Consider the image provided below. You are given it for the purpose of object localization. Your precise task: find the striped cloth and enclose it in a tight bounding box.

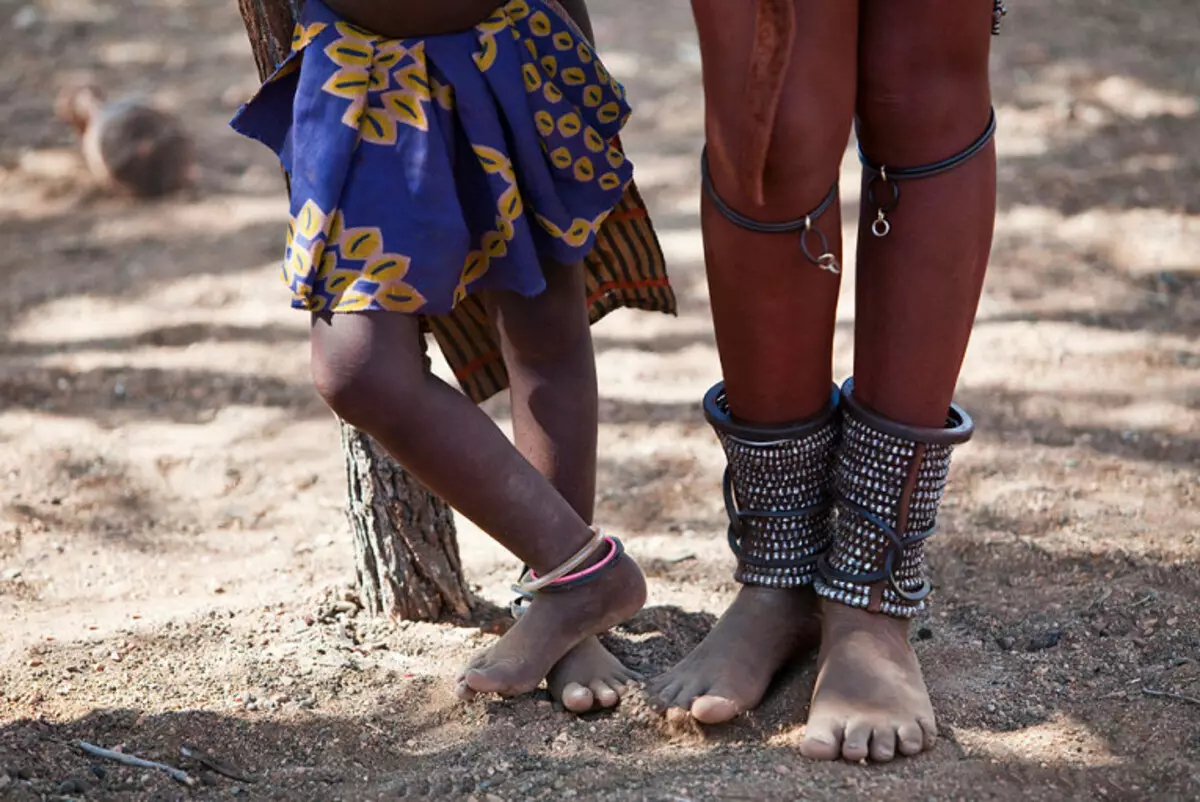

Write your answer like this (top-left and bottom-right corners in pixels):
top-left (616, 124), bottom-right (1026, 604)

top-left (427, 178), bottom-right (673, 402)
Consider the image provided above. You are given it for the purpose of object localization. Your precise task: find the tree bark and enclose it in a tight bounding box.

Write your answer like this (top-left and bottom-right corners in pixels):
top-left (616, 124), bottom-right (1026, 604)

top-left (236, 0), bottom-right (471, 622)
top-left (340, 422), bottom-right (471, 621)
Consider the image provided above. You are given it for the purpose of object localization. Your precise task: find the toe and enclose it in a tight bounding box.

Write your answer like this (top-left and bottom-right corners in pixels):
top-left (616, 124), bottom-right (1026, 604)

top-left (869, 726), bottom-right (897, 763)
top-left (897, 720), bottom-right (924, 756)
top-left (840, 719), bottom-right (873, 762)
top-left (559, 682), bottom-right (596, 713)
top-left (799, 716), bottom-right (844, 761)
top-left (650, 681), bottom-right (683, 712)
top-left (465, 667), bottom-right (510, 696)
top-left (690, 694), bottom-right (741, 725)
top-left (644, 673), bottom-right (671, 697)
top-left (589, 680), bottom-right (620, 709)
top-left (918, 716), bottom-right (938, 751)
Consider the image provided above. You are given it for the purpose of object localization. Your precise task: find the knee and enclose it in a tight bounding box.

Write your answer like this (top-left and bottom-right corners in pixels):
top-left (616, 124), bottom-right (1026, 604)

top-left (710, 104), bottom-right (852, 214)
top-left (856, 40), bottom-right (991, 163)
top-left (759, 105), bottom-right (854, 208)
top-left (310, 340), bottom-right (421, 430)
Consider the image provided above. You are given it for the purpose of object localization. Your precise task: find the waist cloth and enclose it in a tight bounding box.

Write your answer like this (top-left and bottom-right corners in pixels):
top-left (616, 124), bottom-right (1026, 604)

top-left (231, 0), bottom-right (675, 402)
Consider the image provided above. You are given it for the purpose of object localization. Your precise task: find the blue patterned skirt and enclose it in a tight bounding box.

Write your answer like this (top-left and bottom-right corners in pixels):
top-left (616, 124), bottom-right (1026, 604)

top-left (231, 0), bottom-right (644, 317)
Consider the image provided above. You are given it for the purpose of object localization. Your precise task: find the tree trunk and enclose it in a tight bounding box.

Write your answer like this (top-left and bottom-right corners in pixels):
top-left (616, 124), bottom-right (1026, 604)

top-left (340, 422), bottom-right (471, 620)
top-left (236, 0), bottom-right (471, 622)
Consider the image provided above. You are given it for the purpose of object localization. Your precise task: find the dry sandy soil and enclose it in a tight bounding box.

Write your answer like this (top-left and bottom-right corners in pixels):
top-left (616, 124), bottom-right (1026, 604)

top-left (1, 0), bottom-right (1198, 799)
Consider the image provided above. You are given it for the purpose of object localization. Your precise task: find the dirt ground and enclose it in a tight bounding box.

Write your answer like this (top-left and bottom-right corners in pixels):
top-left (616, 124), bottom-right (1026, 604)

top-left (1, 0), bottom-right (1197, 799)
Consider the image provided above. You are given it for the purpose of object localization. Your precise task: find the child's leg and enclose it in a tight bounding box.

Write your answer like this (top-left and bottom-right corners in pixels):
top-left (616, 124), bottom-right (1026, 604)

top-left (482, 262), bottom-right (637, 713)
top-left (310, 311), bottom-right (646, 697)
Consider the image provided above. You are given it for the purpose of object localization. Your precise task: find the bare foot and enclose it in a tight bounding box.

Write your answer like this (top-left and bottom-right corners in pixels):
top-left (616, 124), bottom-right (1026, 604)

top-left (455, 553), bottom-right (645, 700)
top-left (547, 636), bottom-right (639, 713)
top-left (646, 586), bottom-right (820, 724)
top-left (799, 599), bottom-right (936, 762)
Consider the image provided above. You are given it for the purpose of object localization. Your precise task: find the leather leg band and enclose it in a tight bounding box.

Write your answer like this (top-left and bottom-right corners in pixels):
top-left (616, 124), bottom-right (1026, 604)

top-left (815, 378), bottom-right (974, 617)
top-left (858, 107), bottom-right (998, 238)
top-left (701, 147), bottom-right (842, 275)
top-left (705, 382), bottom-right (841, 588)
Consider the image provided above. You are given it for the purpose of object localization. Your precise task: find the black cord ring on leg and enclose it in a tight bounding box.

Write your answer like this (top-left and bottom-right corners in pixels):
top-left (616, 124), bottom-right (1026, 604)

top-left (700, 146), bottom-right (841, 274)
top-left (858, 107), bottom-right (998, 238)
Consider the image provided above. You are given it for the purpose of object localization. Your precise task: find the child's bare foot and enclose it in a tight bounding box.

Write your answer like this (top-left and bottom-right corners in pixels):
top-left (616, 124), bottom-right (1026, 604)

top-left (547, 636), bottom-right (638, 712)
top-left (800, 599), bottom-right (935, 762)
top-left (455, 553), bottom-right (645, 700)
top-left (646, 585), bottom-right (820, 724)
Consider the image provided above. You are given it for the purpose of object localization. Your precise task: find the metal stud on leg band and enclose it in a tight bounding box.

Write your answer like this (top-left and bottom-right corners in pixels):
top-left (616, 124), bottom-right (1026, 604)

top-left (814, 378), bottom-right (974, 617)
top-left (705, 382), bottom-right (840, 588)
top-left (992, 0), bottom-right (1008, 35)
top-left (700, 147), bottom-right (842, 274)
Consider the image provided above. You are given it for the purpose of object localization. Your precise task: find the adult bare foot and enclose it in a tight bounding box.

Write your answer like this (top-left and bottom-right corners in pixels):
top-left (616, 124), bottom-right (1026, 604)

top-left (646, 585), bottom-right (820, 724)
top-left (455, 552), bottom-right (645, 700)
top-left (547, 636), bottom-right (639, 713)
top-left (799, 599), bottom-right (935, 762)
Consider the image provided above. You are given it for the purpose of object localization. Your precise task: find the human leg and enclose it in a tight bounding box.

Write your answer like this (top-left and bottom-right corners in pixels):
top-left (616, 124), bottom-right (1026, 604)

top-left (647, 0), bottom-right (858, 724)
top-left (479, 264), bottom-right (639, 712)
top-left (801, 0), bottom-right (998, 762)
top-left (310, 311), bottom-right (646, 699)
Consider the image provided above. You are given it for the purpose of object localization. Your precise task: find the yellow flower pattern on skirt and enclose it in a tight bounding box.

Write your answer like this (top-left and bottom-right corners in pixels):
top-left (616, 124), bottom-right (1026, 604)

top-left (231, 0), bottom-right (637, 316)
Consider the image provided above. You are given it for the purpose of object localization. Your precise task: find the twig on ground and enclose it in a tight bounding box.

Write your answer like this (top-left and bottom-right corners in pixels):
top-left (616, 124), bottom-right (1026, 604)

top-left (665, 553), bottom-right (696, 565)
top-left (77, 741), bottom-right (195, 786)
top-left (1141, 687), bottom-right (1200, 707)
top-left (1130, 592), bottom-right (1157, 608)
top-left (179, 744), bottom-right (256, 783)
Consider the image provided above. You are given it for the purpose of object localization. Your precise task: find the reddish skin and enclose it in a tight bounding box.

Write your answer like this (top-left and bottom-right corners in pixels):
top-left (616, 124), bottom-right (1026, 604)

top-left (650, 0), bottom-right (997, 763)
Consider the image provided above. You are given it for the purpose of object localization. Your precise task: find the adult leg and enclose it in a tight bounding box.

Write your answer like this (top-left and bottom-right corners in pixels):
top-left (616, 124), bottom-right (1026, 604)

top-left (310, 311), bottom-right (646, 699)
top-left (647, 0), bottom-right (858, 724)
top-left (801, 0), bottom-right (997, 762)
top-left (480, 263), bottom-right (638, 713)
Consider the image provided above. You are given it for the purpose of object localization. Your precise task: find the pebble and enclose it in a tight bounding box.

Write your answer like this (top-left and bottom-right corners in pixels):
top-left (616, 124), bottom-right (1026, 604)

top-left (12, 6), bottom-right (38, 30)
top-left (1027, 631), bottom-right (1063, 652)
top-left (89, 765), bottom-right (106, 780)
top-left (0, 775), bottom-right (10, 792)
top-left (996, 636), bottom-right (1016, 651)
top-left (58, 777), bottom-right (86, 794)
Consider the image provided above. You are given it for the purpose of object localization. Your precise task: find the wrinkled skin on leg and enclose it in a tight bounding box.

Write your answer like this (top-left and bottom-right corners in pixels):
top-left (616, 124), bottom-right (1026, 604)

top-left (482, 264), bottom-right (640, 713)
top-left (647, 0), bottom-right (857, 725)
top-left (800, 0), bottom-right (997, 763)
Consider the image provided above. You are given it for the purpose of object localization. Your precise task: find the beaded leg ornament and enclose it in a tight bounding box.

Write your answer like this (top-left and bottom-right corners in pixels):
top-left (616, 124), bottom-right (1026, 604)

top-left (814, 378), bottom-right (974, 618)
top-left (705, 382), bottom-right (841, 588)
top-left (510, 528), bottom-right (624, 618)
top-left (993, 0), bottom-right (1008, 35)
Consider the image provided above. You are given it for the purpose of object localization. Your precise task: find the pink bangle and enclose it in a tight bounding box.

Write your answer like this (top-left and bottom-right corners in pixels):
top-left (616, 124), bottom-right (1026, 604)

top-left (529, 536), bottom-right (619, 588)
